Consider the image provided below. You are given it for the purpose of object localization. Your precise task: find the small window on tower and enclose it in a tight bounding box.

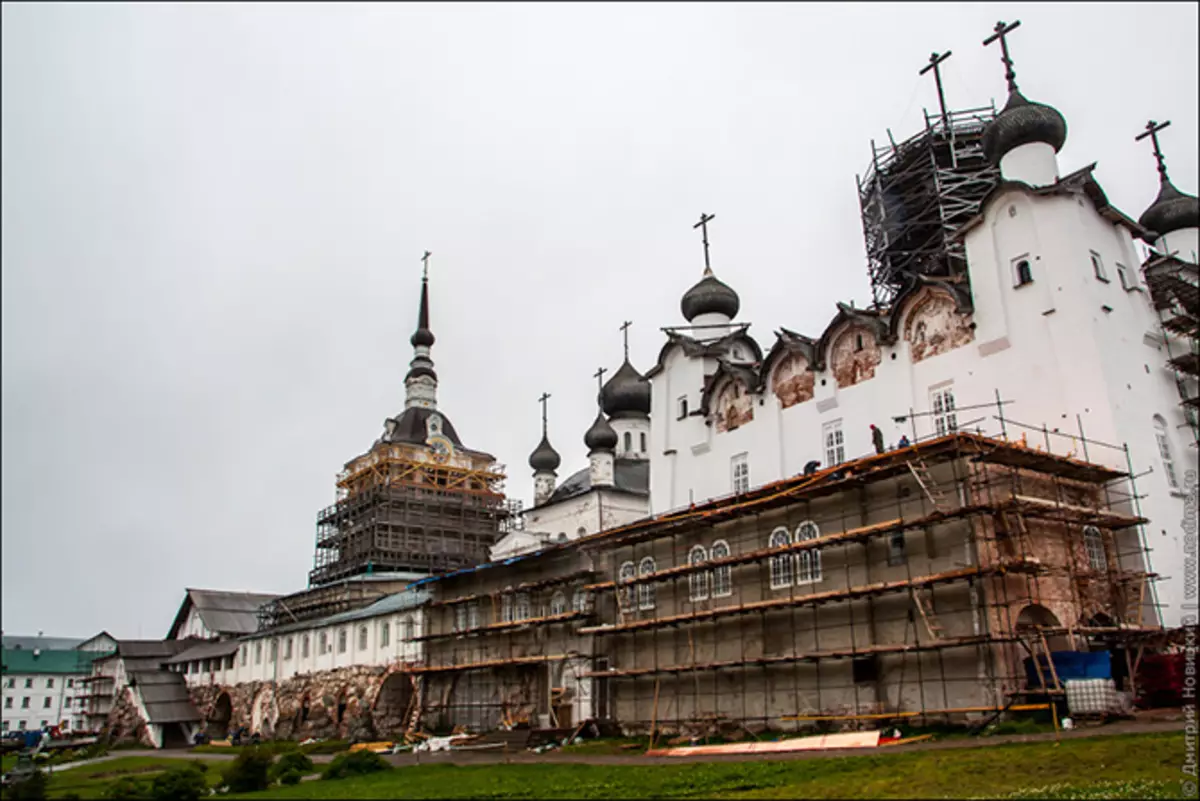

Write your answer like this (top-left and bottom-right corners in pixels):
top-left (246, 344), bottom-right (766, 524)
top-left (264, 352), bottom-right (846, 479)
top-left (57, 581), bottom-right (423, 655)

top-left (1014, 259), bottom-right (1033, 287)
top-left (623, 432), bottom-right (632, 452)
top-left (1116, 263), bottom-right (1135, 290)
top-left (640, 432), bottom-right (647, 452)
top-left (677, 396), bottom-right (689, 420)
top-left (1091, 251), bottom-right (1109, 282)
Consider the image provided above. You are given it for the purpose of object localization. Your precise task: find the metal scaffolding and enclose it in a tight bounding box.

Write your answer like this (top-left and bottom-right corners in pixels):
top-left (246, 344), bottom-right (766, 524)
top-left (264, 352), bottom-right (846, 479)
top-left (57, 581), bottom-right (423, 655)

top-left (857, 106), bottom-right (1000, 307)
top-left (1143, 251), bottom-right (1200, 446)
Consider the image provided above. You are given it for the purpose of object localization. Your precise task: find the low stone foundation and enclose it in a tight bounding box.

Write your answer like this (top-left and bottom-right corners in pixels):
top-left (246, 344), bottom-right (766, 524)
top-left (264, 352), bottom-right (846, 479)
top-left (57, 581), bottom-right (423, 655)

top-left (187, 664), bottom-right (416, 742)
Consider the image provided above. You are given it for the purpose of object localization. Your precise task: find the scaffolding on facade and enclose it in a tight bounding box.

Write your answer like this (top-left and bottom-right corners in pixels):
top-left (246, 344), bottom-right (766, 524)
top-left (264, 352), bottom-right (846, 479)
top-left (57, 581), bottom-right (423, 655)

top-left (1143, 251), bottom-right (1200, 446)
top-left (310, 446), bottom-right (507, 587)
top-left (857, 105), bottom-right (1000, 307)
top-left (408, 397), bottom-right (1165, 738)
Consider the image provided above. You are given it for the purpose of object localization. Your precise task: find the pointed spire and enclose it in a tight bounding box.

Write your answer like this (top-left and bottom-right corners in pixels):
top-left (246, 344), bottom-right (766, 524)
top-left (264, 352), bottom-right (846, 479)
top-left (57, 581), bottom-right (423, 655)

top-left (404, 252), bottom-right (438, 410)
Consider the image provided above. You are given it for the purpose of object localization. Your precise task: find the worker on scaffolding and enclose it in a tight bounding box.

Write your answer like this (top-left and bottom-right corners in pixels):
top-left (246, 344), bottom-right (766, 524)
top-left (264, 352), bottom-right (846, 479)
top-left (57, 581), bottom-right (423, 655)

top-left (870, 424), bottom-right (885, 454)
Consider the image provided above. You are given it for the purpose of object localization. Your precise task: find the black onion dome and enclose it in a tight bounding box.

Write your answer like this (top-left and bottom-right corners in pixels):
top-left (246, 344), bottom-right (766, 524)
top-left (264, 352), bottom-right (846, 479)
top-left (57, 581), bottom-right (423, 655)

top-left (583, 411), bottom-right (618, 452)
top-left (601, 360), bottom-right (651, 419)
top-left (681, 270), bottom-right (740, 322)
top-left (982, 90), bottom-right (1067, 166)
top-left (1139, 179), bottom-right (1200, 238)
top-left (529, 435), bottom-right (561, 473)
top-left (410, 278), bottom-right (436, 348)
top-left (410, 327), bottom-right (435, 348)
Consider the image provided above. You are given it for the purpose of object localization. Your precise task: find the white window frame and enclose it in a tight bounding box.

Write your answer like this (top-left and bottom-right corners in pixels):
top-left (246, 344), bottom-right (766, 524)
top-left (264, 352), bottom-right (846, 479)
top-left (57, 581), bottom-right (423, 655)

top-left (501, 590), bottom-right (515, 623)
top-left (710, 540), bottom-right (732, 598)
top-left (515, 593), bottom-right (531, 621)
top-left (677, 396), bottom-right (689, 420)
top-left (1153, 416), bottom-right (1179, 490)
top-left (572, 588), bottom-right (589, 614)
top-left (283, 637), bottom-right (293, 660)
top-left (769, 527), bottom-right (793, 589)
top-left (466, 603), bottom-right (480, 630)
top-left (405, 616), bottom-right (417, 642)
top-left (1116, 262), bottom-right (1134, 290)
top-left (731, 453), bottom-right (750, 495)
top-left (358, 626), bottom-right (369, 651)
top-left (1012, 256), bottom-right (1034, 287)
top-left (550, 591), bottom-right (567, 616)
top-left (1090, 251), bottom-right (1108, 282)
top-left (688, 545), bottom-right (710, 601)
top-left (454, 605), bottom-right (468, 632)
top-left (379, 621), bottom-right (390, 648)
top-left (931, 386), bottom-right (958, 437)
top-left (637, 557), bottom-right (656, 611)
top-left (1083, 525), bottom-right (1106, 571)
top-left (795, 521), bottom-right (822, 584)
top-left (337, 629), bottom-right (348, 654)
top-left (254, 642), bottom-right (263, 665)
top-left (301, 635), bottom-right (310, 659)
top-left (618, 561), bottom-right (637, 610)
top-left (823, 420), bottom-right (845, 466)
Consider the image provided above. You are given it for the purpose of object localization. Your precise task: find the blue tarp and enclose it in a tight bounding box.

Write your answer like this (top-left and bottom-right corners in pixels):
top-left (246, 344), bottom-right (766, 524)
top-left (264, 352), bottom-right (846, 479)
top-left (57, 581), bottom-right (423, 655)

top-left (1024, 650), bottom-right (1111, 688)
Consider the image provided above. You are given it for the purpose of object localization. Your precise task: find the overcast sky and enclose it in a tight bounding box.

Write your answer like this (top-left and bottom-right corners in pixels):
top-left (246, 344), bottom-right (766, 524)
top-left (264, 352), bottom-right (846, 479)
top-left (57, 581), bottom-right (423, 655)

top-left (2, 2), bottom-right (1197, 640)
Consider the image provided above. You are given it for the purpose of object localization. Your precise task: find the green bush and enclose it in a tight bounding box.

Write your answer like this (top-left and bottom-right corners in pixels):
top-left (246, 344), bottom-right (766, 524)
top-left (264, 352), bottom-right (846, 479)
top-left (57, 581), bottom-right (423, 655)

top-left (322, 749), bottom-right (391, 781)
top-left (150, 764), bottom-right (209, 801)
top-left (3, 769), bottom-right (47, 801)
top-left (102, 776), bottom-right (152, 800)
top-left (271, 749), bottom-right (314, 780)
top-left (279, 769), bottom-right (303, 786)
top-left (221, 746), bottom-right (274, 793)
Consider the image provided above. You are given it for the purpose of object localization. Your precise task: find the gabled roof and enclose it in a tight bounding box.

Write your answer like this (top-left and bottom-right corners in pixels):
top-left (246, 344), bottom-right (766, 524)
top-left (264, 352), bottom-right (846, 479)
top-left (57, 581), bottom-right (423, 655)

top-left (167, 588), bottom-right (280, 640)
top-left (164, 639), bottom-right (240, 665)
top-left (243, 587), bottom-right (431, 640)
top-left (128, 670), bottom-right (201, 723)
top-left (645, 326), bottom-right (763, 379)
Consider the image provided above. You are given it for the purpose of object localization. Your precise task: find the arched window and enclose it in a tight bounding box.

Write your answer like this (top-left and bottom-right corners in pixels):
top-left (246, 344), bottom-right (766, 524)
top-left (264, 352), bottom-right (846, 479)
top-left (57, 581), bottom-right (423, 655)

top-left (769, 527), bottom-right (793, 589)
top-left (1153, 415), bottom-right (1179, 490)
top-left (318, 631), bottom-right (328, 655)
top-left (624, 431), bottom-right (633, 452)
top-left (301, 634), bottom-right (310, 659)
top-left (269, 640), bottom-right (278, 661)
top-left (710, 540), bottom-right (732, 597)
top-left (404, 616), bottom-right (416, 642)
top-left (557, 532), bottom-right (568, 542)
top-left (572, 588), bottom-right (589, 614)
top-left (1083, 526), bottom-right (1106, 571)
top-left (688, 545), bottom-right (709, 601)
top-left (618, 561), bottom-right (637, 610)
top-left (1015, 259), bottom-right (1033, 286)
top-left (796, 521), bottom-right (822, 583)
top-left (467, 603), bottom-right (480, 629)
top-left (550, 591), bottom-right (567, 616)
top-left (254, 642), bottom-right (263, 665)
top-left (640, 432), bottom-right (647, 452)
top-left (358, 626), bottom-right (369, 651)
top-left (379, 621), bottom-right (390, 648)
top-left (638, 557), bottom-right (656, 610)
top-left (283, 637), bottom-right (293, 660)
top-left (515, 592), bottom-right (531, 621)
top-left (240, 646), bottom-right (248, 666)
top-left (337, 628), bottom-right (348, 653)
top-left (501, 590), bottom-right (514, 623)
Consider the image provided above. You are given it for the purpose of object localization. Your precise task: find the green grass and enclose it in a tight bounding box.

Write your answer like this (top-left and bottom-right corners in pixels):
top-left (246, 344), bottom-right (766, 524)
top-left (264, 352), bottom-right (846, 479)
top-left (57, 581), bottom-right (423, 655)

top-left (192, 739), bottom-right (349, 756)
top-left (42, 756), bottom-right (225, 799)
top-left (218, 731), bottom-right (1187, 800)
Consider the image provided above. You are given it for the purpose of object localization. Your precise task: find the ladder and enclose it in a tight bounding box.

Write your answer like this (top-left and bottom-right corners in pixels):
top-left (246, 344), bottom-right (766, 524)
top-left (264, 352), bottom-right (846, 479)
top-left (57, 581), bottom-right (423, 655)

top-left (1022, 631), bottom-right (1063, 695)
top-left (403, 674), bottom-right (423, 736)
top-left (911, 589), bottom-right (945, 639)
top-left (907, 459), bottom-right (950, 513)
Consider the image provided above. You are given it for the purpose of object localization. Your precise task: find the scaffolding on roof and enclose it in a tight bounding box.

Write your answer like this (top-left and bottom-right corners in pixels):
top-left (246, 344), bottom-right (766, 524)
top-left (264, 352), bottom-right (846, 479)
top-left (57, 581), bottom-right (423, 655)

top-left (857, 106), bottom-right (1000, 307)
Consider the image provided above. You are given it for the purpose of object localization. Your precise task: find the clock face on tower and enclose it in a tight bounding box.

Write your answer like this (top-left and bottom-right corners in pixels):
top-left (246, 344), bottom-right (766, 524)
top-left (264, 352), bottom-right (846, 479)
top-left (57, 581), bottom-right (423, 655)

top-left (428, 434), bottom-right (453, 462)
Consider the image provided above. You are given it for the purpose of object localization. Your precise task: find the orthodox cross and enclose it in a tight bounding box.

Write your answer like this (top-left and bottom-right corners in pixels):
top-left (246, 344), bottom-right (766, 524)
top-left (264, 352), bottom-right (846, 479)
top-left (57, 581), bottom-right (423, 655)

top-left (421, 250), bottom-right (432, 280)
top-left (538, 392), bottom-right (551, 436)
top-left (920, 50), bottom-right (952, 131)
top-left (693, 212), bottom-right (716, 275)
top-left (619, 320), bottom-right (633, 361)
top-left (1136, 120), bottom-right (1172, 181)
top-left (593, 366), bottom-right (607, 392)
top-left (983, 19), bottom-right (1022, 93)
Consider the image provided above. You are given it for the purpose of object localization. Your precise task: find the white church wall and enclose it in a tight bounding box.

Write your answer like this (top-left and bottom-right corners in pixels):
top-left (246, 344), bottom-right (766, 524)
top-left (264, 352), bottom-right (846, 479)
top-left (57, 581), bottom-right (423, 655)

top-left (175, 607), bottom-right (214, 641)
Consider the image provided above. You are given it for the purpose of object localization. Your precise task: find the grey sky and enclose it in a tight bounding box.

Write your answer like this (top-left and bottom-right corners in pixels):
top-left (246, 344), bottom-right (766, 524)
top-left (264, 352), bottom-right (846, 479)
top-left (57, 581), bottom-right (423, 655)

top-left (3, 3), bottom-right (1197, 640)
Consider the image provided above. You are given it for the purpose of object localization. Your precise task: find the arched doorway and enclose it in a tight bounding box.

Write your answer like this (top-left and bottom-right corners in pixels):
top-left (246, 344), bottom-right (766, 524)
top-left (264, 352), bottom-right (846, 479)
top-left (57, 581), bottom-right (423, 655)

top-left (372, 673), bottom-right (415, 736)
top-left (1015, 604), bottom-right (1070, 651)
top-left (250, 688), bottom-right (277, 739)
top-left (206, 692), bottom-right (233, 740)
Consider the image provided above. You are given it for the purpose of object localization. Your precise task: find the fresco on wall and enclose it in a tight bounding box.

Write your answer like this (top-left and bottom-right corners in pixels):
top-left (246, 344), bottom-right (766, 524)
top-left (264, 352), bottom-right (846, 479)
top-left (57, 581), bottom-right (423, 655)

top-left (903, 288), bottom-right (975, 363)
top-left (771, 352), bottom-right (816, 409)
top-left (713, 379), bottom-right (754, 433)
top-left (830, 326), bottom-right (882, 389)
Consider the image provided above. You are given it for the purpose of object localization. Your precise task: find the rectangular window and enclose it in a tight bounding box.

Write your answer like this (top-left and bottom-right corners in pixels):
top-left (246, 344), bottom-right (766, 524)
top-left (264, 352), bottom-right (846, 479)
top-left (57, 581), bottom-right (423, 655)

top-left (931, 386), bottom-right (958, 436)
top-left (283, 638), bottom-right (293, 660)
top-left (1090, 251), bottom-right (1108, 282)
top-left (301, 635), bottom-right (310, 659)
top-left (22, 697), bottom-right (30, 709)
top-left (337, 629), bottom-right (348, 654)
top-left (46, 679), bottom-right (54, 689)
top-left (731, 453), bottom-right (749, 494)
top-left (467, 604), bottom-right (480, 631)
top-left (823, 420), bottom-right (845, 466)
top-left (1116, 262), bottom-right (1134, 290)
top-left (1155, 430), bottom-right (1179, 489)
top-left (4, 679), bottom-right (12, 689)
top-left (43, 697), bottom-right (52, 709)
top-left (269, 640), bottom-right (278, 661)
top-left (240, 647), bottom-right (247, 667)
top-left (379, 622), bottom-right (390, 648)
top-left (4, 697), bottom-right (11, 709)
top-left (66, 680), bottom-right (73, 688)
top-left (888, 531), bottom-right (906, 566)
top-left (254, 642), bottom-right (262, 665)
top-left (454, 606), bottom-right (468, 632)
top-left (357, 627), bottom-right (368, 651)
top-left (224, 655), bottom-right (234, 670)
top-left (677, 396), bottom-right (689, 420)
top-left (24, 679), bottom-right (32, 689)
top-left (18, 720), bottom-right (26, 730)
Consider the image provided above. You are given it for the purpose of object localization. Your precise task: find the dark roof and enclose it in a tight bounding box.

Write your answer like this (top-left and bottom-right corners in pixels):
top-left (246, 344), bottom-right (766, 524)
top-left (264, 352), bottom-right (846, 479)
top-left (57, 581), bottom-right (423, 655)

top-left (544, 458), bottom-right (649, 506)
top-left (529, 433), bottom-right (562, 472)
top-left (165, 640), bottom-right (240, 665)
top-left (117, 640), bottom-right (191, 658)
top-left (381, 406), bottom-right (463, 448)
top-left (167, 589), bottom-right (279, 640)
top-left (646, 326), bottom-right (763, 379)
top-left (2, 649), bottom-right (108, 676)
top-left (1, 636), bottom-right (83, 651)
top-left (1139, 178), bottom-right (1200, 242)
top-left (584, 411), bottom-right (618, 452)
top-left (681, 268), bottom-right (740, 322)
top-left (128, 670), bottom-right (201, 724)
top-left (410, 276), bottom-right (435, 348)
top-left (601, 360), bottom-right (651, 419)
top-left (981, 89), bottom-right (1067, 165)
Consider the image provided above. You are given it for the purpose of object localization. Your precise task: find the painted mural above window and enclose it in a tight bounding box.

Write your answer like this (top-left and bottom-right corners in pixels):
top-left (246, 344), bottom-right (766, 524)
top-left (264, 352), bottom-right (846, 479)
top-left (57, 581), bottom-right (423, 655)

top-left (771, 352), bottom-right (815, 409)
top-left (829, 325), bottom-right (881, 388)
top-left (713, 379), bottom-right (754, 433)
top-left (903, 288), bottom-right (975, 364)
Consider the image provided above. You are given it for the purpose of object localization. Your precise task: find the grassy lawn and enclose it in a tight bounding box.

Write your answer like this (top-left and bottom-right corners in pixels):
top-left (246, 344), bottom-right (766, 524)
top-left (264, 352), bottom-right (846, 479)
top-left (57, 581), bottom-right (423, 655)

top-left (43, 756), bottom-right (225, 799)
top-left (219, 731), bottom-right (1188, 800)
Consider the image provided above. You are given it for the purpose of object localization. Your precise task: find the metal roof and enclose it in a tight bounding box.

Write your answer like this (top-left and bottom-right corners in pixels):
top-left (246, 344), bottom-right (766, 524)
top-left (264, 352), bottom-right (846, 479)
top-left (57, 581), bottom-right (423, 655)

top-left (164, 640), bottom-right (240, 665)
top-left (168, 589), bottom-right (280, 639)
top-left (1, 636), bottom-right (84, 651)
top-left (242, 588), bottom-right (431, 640)
top-left (129, 670), bottom-right (200, 723)
top-left (1, 648), bottom-right (108, 676)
